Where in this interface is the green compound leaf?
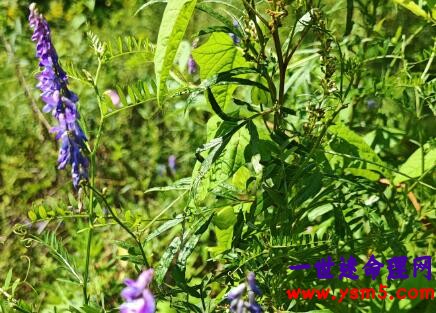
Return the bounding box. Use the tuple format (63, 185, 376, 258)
(208, 226, 233, 256)
(213, 206, 237, 230)
(192, 32, 249, 111)
(155, 0, 197, 104)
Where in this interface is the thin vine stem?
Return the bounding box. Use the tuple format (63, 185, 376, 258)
(85, 184, 149, 267)
(83, 57, 104, 305)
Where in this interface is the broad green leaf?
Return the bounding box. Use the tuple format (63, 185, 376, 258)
(231, 166, 251, 190)
(345, 168, 380, 181)
(206, 88, 241, 122)
(393, 145, 436, 185)
(192, 32, 249, 111)
(213, 206, 237, 230)
(208, 226, 233, 255)
(156, 302, 177, 313)
(328, 123, 389, 177)
(207, 124, 250, 192)
(308, 204, 333, 222)
(155, 0, 197, 104)
(195, 26, 233, 37)
(155, 236, 181, 284)
(201, 67, 266, 90)
(251, 77, 272, 107)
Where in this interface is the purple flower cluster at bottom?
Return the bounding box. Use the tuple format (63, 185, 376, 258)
(227, 272, 262, 313)
(120, 269, 156, 313)
(29, 3, 88, 188)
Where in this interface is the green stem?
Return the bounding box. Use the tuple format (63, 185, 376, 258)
(86, 185, 149, 267)
(83, 153, 95, 305)
(83, 57, 104, 305)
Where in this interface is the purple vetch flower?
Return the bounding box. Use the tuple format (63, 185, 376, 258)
(187, 55, 197, 74)
(168, 155, 176, 172)
(29, 3, 88, 188)
(229, 19, 241, 45)
(121, 269, 155, 313)
(188, 39, 199, 74)
(227, 272, 262, 313)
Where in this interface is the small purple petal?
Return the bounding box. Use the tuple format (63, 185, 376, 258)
(227, 283, 246, 301)
(121, 269, 154, 301)
(247, 272, 262, 296)
(120, 298, 146, 313)
(120, 269, 155, 313)
(168, 155, 176, 171)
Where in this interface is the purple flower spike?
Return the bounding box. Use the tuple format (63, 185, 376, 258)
(29, 3, 88, 188)
(121, 269, 155, 313)
(227, 272, 263, 313)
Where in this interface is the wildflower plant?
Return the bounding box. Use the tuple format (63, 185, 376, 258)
(3, 0, 434, 312)
(27, 2, 151, 309)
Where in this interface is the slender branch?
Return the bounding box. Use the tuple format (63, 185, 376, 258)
(83, 56, 104, 305)
(83, 151, 95, 304)
(242, 0, 269, 27)
(86, 184, 149, 267)
(284, 26, 310, 66)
